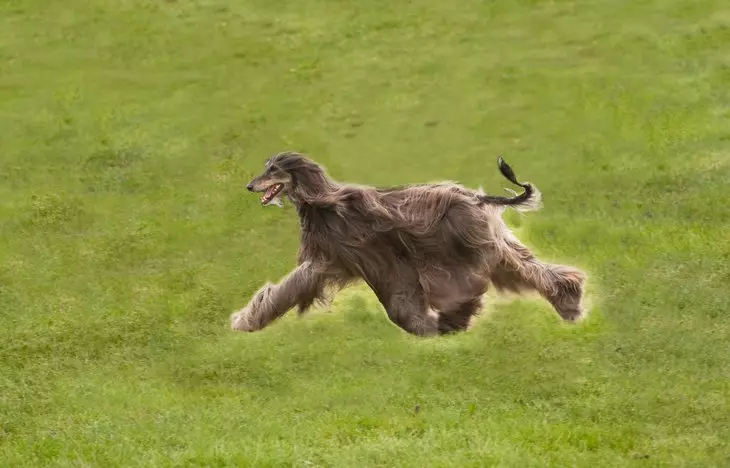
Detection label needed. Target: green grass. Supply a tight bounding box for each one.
[2,0,729,466]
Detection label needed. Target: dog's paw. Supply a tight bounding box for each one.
[559,307,584,322]
[230,283,276,332]
[230,306,256,332]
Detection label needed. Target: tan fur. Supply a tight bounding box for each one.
[231,152,586,336]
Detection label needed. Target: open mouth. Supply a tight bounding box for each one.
[261,183,284,205]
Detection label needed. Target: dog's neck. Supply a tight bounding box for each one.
[288,174,341,207]
[290,177,342,231]
[293,198,336,236]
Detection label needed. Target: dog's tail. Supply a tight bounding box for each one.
[478,157,542,212]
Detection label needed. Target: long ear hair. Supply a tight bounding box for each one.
[290,165,333,204]
[275,153,339,205]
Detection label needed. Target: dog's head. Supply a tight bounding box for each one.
[246,152,325,206]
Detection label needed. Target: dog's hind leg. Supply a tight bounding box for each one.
[437,296,482,335]
[491,238,586,322]
[367,267,440,337]
[230,261,326,332]
[427,274,487,335]
[381,290,440,337]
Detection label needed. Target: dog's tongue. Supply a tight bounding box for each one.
[261,186,283,207]
[263,185,277,201]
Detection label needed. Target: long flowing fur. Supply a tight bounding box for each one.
[231,152,587,336]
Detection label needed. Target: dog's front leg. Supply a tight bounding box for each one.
[230,261,320,332]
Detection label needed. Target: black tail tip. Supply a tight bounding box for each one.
[496,155,521,186]
[497,155,512,174]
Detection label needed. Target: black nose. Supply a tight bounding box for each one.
[246,183,254,192]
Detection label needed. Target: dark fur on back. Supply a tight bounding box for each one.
[231,152,587,336]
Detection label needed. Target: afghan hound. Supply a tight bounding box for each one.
[230,151,586,336]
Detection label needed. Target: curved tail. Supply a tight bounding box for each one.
[478,156,542,211]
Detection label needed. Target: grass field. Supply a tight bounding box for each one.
[2,0,729,466]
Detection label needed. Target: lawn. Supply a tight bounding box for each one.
[1,0,729,466]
